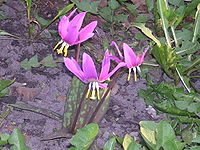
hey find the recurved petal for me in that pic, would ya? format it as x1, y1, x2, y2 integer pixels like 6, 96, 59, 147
68, 12, 87, 32
82, 53, 98, 81
58, 16, 70, 40
99, 50, 111, 81
98, 83, 108, 88
67, 8, 77, 19
75, 21, 97, 44
64, 57, 85, 82
110, 41, 123, 59
138, 46, 149, 65
101, 62, 126, 81
123, 43, 137, 68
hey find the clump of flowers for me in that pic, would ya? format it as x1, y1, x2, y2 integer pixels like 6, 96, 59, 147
110, 41, 149, 81
64, 51, 125, 99
54, 9, 97, 57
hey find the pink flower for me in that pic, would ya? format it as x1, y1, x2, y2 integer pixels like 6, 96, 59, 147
54, 9, 97, 57
110, 41, 149, 81
64, 51, 125, 99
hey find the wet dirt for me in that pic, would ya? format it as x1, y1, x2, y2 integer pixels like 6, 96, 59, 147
0, 0, 165, 149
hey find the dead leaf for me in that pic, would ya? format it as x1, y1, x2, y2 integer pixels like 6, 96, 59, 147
16, 87, 40, 101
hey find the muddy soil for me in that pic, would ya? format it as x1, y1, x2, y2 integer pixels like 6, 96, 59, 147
0, 0, 165, 149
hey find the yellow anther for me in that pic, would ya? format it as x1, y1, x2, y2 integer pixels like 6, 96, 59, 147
90, 89, 96, 100
86, 83, 92, 99
57, 48, 63, 54
63, 44, 69, 57
90, 82, 97, 100
95, 82, 100, 100
53, 40, 63, 50
133, 67, 137, 81
127, 68, 131, 81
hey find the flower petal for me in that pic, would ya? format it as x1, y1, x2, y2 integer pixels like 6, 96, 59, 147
123, 43, 137, 68
63, 26, 79, 45
98, 83, 108, 88
138, 46, 149, 65
99, 50, 111, 81
58, 16, 70, 40
58, 9, 77, 40
75, 21, 97, 44
69, 12, 86, 32
101, 62, 126, 81
110, 41, 123, 59
64, 57, 85, 82
82, 53, 98, 81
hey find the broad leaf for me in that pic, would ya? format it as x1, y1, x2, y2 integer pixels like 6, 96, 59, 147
0, 79, 15, 93
8, 128, 29, 150
103, 137, 116, 150
133, 23, 161, 46
69, 123, 99, 150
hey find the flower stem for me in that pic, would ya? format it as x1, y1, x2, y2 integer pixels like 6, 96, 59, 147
88, 71, 121, 124
76, 43, 81, 62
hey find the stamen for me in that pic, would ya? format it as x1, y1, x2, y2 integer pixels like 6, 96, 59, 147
90, 82, 96, 100
127, 68, 131, 81
57, 42, 66, 54
53, 40, 63, 50
63, 44, 69, 57
95, 82, 100, 100
136, 66, 141, 73
86, 83, 92, 99
133, 67, 137, 81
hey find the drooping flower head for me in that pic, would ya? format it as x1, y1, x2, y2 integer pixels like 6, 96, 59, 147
110, 41, 149, 81
54, 9, 97, 57
64, 51, 125, 100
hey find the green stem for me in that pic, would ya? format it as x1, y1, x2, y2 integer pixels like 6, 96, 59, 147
88, 71, 121, 124
175, 67, 190, 93
75, 43, 81, 62
171, 26, 178, 47
184, 58, 200, 73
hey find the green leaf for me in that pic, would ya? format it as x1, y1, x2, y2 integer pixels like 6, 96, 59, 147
0, 134, 10, 146
25, 0, 32, 10
125, 3, 138, 15
0, 79, 15, 93
8, 128, 29, 150
35, 14, 50, 27
192, 134, 200, 143
182, 129, 193, 144
156, 120, 176, 149
127, 142, 141, 150
0, 88, 10, 98
103, 137, 116, 150
69, 123, 99, 150
21, 55, 40, 70
168, 0, 182, 6
0, 30, 19, 38
133, 23, 161, 46
192, 4, 200, 43
41, 55, 57, 67
135, 33, 148, 40
99, 7, 112, 22
76, 0, 100, 14
123, 134, 133, 150
57, 4, 75, 17
157, 0, 171, 47
139, 121, 157, 150
108, 0, 120, 10
145, 0, 154, 13
135, 15, 148, 23
114, 14, 128, 22
189, 146, 200, 150
174, 101, 190, 110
